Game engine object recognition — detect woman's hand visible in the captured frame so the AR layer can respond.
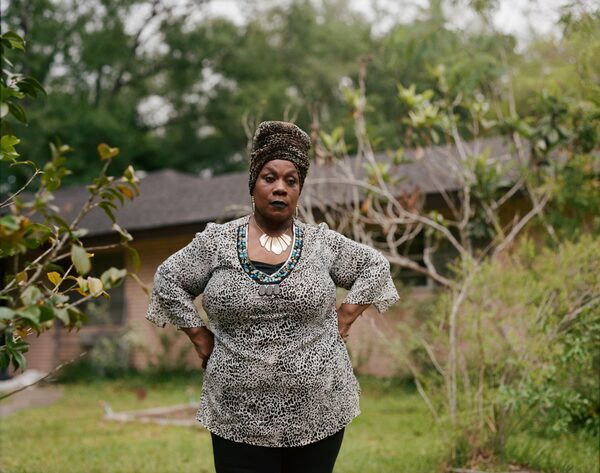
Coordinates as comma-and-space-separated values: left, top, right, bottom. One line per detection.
181, 326, 214, 369
336, 303, 370, 343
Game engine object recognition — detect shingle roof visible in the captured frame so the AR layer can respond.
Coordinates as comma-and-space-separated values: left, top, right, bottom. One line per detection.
23, 137, 522, 237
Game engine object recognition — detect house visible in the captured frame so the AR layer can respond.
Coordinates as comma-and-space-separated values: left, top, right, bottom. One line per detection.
14, 137, 531, 377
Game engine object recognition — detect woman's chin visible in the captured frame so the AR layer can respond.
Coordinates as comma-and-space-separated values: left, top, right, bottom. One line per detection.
262, 207, 292, 221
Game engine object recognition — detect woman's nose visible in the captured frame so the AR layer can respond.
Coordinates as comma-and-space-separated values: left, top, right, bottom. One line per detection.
273, 180, 287, 193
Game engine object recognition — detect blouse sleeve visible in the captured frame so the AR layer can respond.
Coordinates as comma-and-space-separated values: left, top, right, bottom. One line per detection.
145, 223, 218, 330
322, 224, 400, 313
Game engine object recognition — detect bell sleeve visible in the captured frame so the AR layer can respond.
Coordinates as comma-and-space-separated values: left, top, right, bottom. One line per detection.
145, 223, 218, 330
323, 224, 400, 313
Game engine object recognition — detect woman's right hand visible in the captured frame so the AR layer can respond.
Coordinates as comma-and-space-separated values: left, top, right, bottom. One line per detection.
182, 326, 215, 369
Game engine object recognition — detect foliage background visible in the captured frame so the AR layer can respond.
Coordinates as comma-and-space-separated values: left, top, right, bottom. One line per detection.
1, 0, 597, 193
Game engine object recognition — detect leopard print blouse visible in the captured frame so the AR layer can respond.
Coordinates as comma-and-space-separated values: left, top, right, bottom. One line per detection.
145, 214, 399, 447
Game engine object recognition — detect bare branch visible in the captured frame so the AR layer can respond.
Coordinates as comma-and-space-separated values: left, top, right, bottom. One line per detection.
308, 177, 470, 260
493, 190, 551, 256
0, 170, 43, 208
53, 242, 125, 263
0, 351, 88, 401
386, 254, 453, 287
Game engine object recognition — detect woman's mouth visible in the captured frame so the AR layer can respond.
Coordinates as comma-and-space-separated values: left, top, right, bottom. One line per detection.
270, 201, 288, 209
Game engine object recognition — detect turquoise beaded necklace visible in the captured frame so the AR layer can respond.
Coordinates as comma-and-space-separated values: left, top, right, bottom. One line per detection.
237, 219, 303, 293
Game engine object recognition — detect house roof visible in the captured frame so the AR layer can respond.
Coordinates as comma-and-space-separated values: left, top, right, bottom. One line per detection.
23, 137, 523, 237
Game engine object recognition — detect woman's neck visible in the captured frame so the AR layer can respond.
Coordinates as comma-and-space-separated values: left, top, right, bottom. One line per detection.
252, 212, 293, 235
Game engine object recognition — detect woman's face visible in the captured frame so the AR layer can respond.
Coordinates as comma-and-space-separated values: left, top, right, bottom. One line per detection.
252, 159, 301, 224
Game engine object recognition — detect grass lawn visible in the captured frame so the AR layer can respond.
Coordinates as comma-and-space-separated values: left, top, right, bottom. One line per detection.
0, 374, 596, 473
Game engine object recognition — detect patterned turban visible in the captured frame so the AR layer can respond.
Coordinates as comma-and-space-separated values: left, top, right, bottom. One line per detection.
248, 121, 311, 194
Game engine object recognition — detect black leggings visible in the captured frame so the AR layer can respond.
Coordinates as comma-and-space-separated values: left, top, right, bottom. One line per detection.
211, 428, 345, 473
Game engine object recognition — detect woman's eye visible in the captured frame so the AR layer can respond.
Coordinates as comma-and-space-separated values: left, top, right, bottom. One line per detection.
287, 179, 297, 186
264, 175, 275, 182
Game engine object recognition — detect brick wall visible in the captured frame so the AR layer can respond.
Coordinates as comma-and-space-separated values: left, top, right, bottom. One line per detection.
127, 232, 204, 371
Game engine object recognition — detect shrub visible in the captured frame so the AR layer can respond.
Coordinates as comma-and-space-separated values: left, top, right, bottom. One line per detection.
397, 235, 599, 462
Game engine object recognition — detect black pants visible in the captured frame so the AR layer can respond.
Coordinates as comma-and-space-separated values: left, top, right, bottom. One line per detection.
211, 428, 345, 473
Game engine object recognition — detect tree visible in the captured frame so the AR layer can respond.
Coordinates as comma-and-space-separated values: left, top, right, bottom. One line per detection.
1, 0, 526, 195
0, 0, 211, 194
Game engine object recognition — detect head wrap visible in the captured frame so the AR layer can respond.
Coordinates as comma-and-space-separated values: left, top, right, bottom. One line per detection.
248, 121, 311, 194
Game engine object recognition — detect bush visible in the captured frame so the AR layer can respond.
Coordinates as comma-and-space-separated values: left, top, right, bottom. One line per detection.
498, 236, 600, 435
397, 235, 599, 463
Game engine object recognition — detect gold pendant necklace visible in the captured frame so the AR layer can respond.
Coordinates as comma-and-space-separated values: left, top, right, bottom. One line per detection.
252, 217, 293, 255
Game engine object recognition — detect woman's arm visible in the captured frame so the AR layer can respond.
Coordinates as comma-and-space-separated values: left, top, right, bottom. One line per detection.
324, 226, 399, 315
322, 224, 399, 341
337, 303, 370, 341
181, 326, 214, 369
146, 223, 218, 330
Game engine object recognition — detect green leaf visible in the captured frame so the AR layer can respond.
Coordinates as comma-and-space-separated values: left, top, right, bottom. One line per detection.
12, 350, 27, 372
0, 307, 15, 321
98, 199, 118, 211
113, 223, 132, 241
20, 286, 43, 305
392, 147, 406, 165
99, 202, 116, 222
0, 349, 9, 370
87, 277, 103, 296
48, 214, 71, 233
0, 102, 8, 118
0, 214, 20, 231
11, 340, 29, 352
101, 187, 125, 206
54, 308, 69, 325
48, 292, 69, 305
39, 305, 55, 323
71, 245, 91, 275
0, 134, 20, 148
123, 165, 138, 183
74, 275, 89, 295
1, 31, 26, 50
71, 228, 89, 239
15, 76, 47, 97
17, 306, 41, 324
1, 84, 25, 101
100, 267, 127, 289
127, 245, 141, 273
7, 101, 27, 123
68, 307, 87, 326
97, 143, 120, 160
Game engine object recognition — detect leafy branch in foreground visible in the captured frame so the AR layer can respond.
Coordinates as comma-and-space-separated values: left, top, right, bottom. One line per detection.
0, 31, 142, 377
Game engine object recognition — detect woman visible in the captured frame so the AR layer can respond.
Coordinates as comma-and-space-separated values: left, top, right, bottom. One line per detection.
146, 121, 399, 473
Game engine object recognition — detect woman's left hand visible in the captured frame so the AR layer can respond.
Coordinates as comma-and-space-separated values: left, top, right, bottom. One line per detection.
337, 312, 353, 342
336, 303, 370, 343
182, 326, 215, 369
